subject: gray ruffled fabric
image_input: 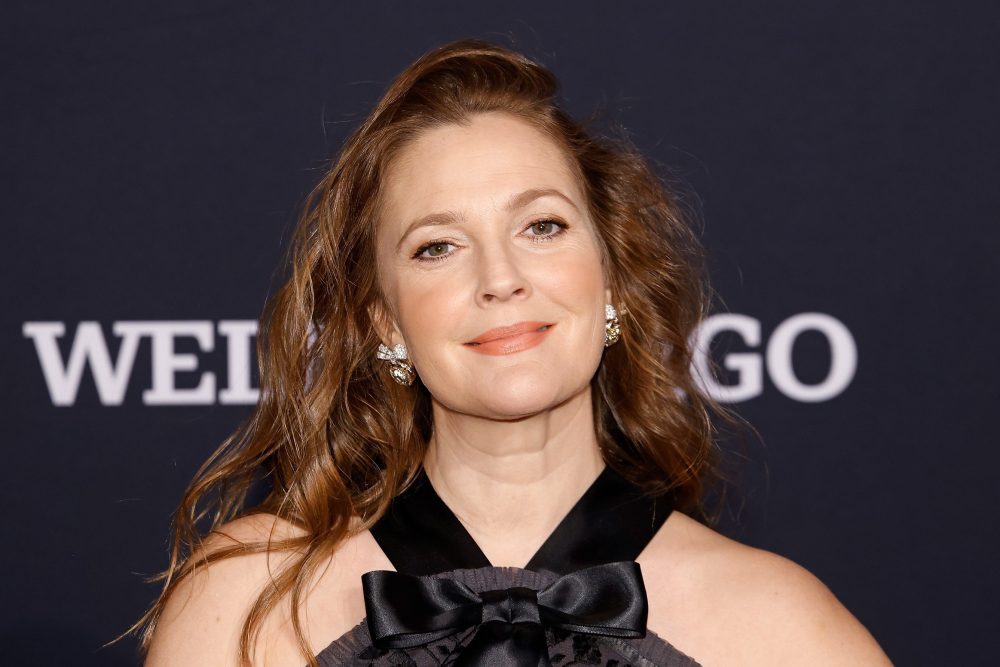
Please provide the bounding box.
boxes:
[313,565,701,666]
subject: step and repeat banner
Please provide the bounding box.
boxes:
[4,2,996,665]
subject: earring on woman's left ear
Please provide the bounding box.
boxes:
[604,303,621,347]
[377,343,416,386]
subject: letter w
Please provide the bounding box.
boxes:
[22,321,142,406]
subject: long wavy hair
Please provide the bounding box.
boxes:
[126,37,740,666]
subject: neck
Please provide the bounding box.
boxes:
[421,385,605,567]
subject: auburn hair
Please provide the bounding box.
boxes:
[125,37,740,666]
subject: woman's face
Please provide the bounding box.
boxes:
[374,111,610,419]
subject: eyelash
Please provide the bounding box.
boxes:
[411,218,570,263]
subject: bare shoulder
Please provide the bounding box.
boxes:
[144,513,311,667]
[640,511,894,666]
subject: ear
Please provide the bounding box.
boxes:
[367,299,403,348]
[604,286,613,308]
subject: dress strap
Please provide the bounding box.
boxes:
[369,470,492,575]
[525,464,673,574]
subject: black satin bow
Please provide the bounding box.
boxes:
[361,560,648,666]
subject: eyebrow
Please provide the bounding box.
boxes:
[394,187,580,252]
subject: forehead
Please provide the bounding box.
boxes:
[379,112,584,229]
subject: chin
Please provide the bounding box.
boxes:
[430,362,590,419]
[479,398,556,420]
[475,379,569,420]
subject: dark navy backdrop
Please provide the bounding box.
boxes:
[4,2,996,664]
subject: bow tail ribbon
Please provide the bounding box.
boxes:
[362,560,649,667]
[457,620,550,667]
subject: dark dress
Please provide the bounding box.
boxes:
[311,464,703,666]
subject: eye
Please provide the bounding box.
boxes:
[524,218,568,239]
[413,240,457,262]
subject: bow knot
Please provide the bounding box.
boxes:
[480,586,541,625]
[362,561,648,666]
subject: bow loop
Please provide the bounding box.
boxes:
[362,561,648,666]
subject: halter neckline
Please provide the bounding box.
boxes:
[369,462,675,576]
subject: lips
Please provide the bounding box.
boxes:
[464,321,556,356]
[466,321,554,345]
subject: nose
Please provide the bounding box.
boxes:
[475,243,531,306]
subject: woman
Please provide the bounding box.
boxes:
[135,39,892,666]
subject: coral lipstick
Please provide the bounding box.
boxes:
[465,321,555,356]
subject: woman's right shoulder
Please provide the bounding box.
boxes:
[142,513,319,667]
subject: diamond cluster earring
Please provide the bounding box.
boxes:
[376,343,415,386]
[604,303,621,347]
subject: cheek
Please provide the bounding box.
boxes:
[539,251,605,314]
[391,273,465,350]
